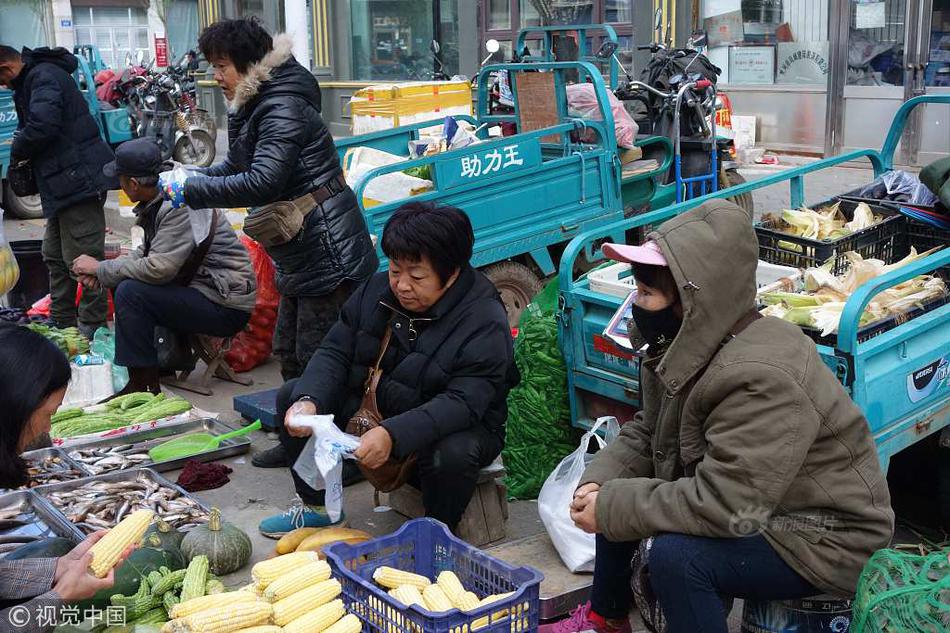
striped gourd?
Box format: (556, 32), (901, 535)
(422, 585), (453, 613)
(132, 607), (168, 625)
(110, 572), (153, 620)
(152, 568), (188, 596)
(262, 560), (332, 602)
(205, 579), (226, 595)
(170, 590), (259, 619)
(163, 591), (180, 617)
(89, 509), (153, 577)
(180, 555), (210, 602)
(251, 551), (320, 589)
(372, 566), (430, 590)
(281, 599), (345, 633)
(181, 600), (272, 632)
(272, 578), (341, 626)
(130, 397), (191, 423)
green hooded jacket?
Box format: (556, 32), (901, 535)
(581, 200), (894, 596)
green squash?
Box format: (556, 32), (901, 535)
(72, 542), (186, 610)
(4, 537), (76, 560)
(179, 507), (252, 575)
(143, 519), (185, 550)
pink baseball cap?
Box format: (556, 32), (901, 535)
(602, 240), (668, 267)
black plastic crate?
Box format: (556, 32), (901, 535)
(901, 217), (950, 254)
(785, 266), (949, 348)
(755, 199), (903, 274)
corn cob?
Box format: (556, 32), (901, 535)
(422, 584), (453, 613)
(389, 584), (425, 608)
(262, 560), (332, 602)
(233, 628), (284, 633)
(153, 568), (188, 596)
(181, 600), (272, 632)
(89, 509), (153, 577)
(281, 599), (345, 633)
(205, 579), (226, 595)
(252, 551), (320, 588)
(272, 578), (341, 626)
(295, 527), (372, 553)
(180, 555), (210, 602)
(471, 592), (515, 630)
(163, 591), (180, 617)
(322, 614), (362, 633)
(171, 591), (260, 619)
(436, 571), (478, 610)
(373, 566), (430, 590)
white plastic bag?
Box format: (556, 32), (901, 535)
(0, 208), (20, 297)
(538, 416), (621, 573)
(290, 415), (361, 522)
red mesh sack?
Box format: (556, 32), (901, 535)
(226, 236), (279, 372)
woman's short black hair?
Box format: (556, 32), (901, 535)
(198, 18), (273, 74)
(0, 325), (71, 489)
(631, 262), (681, 305)
(382, 202), (475, 286)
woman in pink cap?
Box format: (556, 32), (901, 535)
(541, 200), (893, 633)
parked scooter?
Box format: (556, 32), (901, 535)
(608, 8), (752, 211)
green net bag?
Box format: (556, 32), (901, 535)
(503, 277), (579, 500)
(852, 546), (950, 632)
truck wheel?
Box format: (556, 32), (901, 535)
(173, 129), (215, 167)
(721, 169), (754, 218)
(484, 261), (542, 328)
(2, 181), (43, 219)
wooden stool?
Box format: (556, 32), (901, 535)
(386, 461), (509, 547)
(161, 334), (253, 396)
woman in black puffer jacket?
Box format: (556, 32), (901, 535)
(182, 19), (378, 383)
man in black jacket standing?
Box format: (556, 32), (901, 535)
(0, 46), (114, 337)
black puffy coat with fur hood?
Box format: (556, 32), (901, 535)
(184, 34), (377, 297)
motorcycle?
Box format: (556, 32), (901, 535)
(607, 8), (752, 212)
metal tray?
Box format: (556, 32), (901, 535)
(21, 447), (93, 486)
(65, 418), (251, 473)
(0, 490), (85, 546)
(33, 468), (211, 535)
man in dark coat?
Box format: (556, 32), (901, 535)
(0, 45), (114, 336)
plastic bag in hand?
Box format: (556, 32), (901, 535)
(291, 415), (361, 522)
(538, 416), (621, 572)
(159, 166), (190, 208)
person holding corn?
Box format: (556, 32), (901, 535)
(0, 326), (129, 632)
(543, 200), (894, 633)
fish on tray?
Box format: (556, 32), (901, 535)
(41, 478), (208, 534)
(68, 446), (152, 474)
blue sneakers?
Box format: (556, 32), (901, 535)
(258, 496), (345, 538)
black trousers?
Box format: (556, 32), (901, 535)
(113, 279), (250, 368)
(273, 281), (356, 381)
(277, 379), (503, 531)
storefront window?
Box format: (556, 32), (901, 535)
(702, 0), (830, 85)
(220, 0), (283, 35)
(925, 2), (950, 86)
(521, 1), (543, 27)
(605, 0), (631, 23)
(489, 0), (512, 30)
(351, 0), (458, 81)
(846, 0), (906, 85)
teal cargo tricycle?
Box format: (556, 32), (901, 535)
(558, 94), (950, 480)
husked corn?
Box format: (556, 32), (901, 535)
(263, 560), (332, 602)
(233, 627), (283, 633)
(170, 591), (260, 619)
(323, 614), (362, 633)
(389, 584), (425, 608)
(273, 579), (342, 626)
(253, 551), (321, 589)
(373, 566), (430, 590)
(182, 600), (272, 632)
(281, 598), (345, 633)
(422, 584), (453, 613)
(88, 509), (153, 577)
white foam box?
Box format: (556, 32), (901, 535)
(588, 260), (801, 299)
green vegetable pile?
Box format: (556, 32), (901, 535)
(51, 392), (192, 439)
(503, 278), (578, 499)
(26, 323), (90, 358)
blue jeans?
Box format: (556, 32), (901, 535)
(591, 533), (819, 633)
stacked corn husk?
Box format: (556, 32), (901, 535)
(760, 247), (947, 336)
(765, 201), (882, 243)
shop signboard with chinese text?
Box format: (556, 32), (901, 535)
(776, 42), (830, 84)
(434, 139), (542, 190)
